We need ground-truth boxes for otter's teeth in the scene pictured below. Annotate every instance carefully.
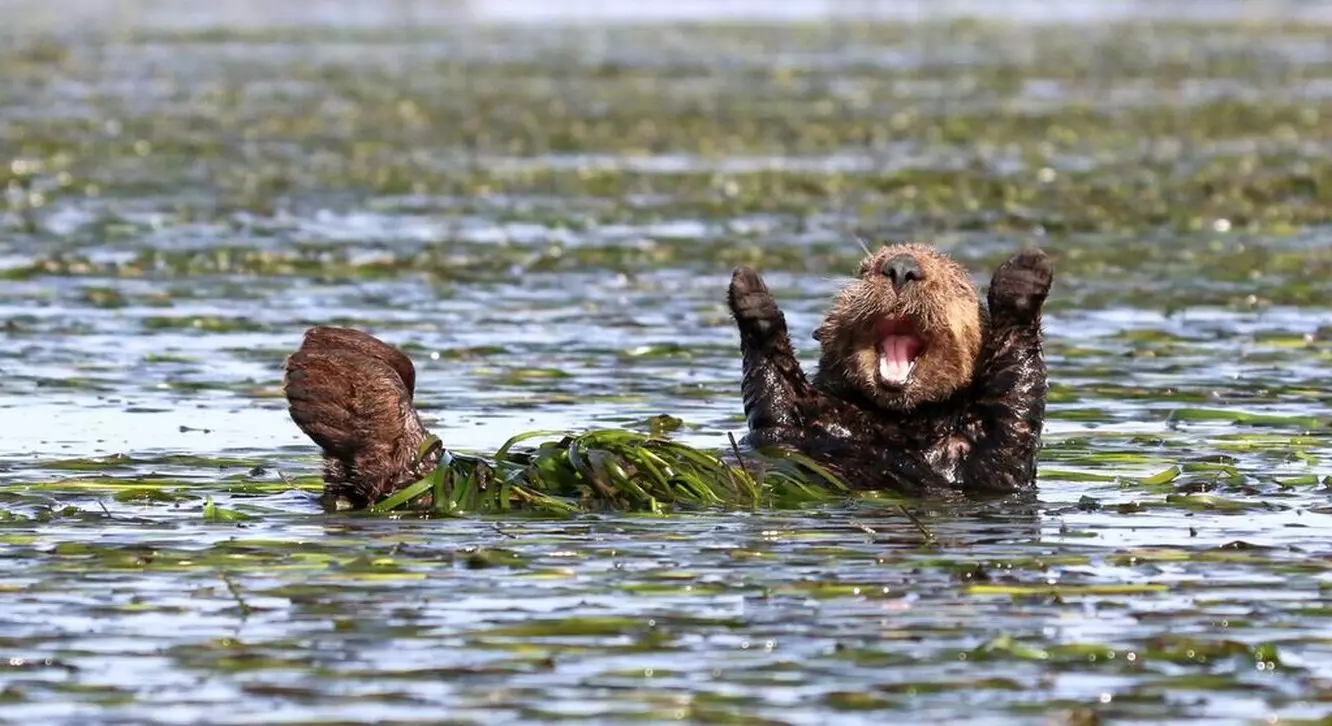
[878,355,899,384]
[878,335,920,385]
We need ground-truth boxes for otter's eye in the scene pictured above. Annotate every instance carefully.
[881,254,924,290]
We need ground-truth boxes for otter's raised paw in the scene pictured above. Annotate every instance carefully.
[728,266,785,339]
[988,248,1053,322]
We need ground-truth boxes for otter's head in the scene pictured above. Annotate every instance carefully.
[814,243,982,411]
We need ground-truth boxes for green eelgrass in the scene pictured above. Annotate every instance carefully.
[368,429,850,516]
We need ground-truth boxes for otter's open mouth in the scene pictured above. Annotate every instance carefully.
[876,317,924,387]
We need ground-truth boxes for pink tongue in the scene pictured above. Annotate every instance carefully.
[878,335,921,384]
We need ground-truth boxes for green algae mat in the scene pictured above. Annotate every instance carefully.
[2,7,1332,725]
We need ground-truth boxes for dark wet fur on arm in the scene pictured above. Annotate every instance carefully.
[727,267,814,438]
[956,250,1051,492]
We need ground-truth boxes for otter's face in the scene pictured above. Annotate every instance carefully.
[814,243,983,411]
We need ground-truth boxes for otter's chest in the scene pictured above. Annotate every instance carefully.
[921,418,982,483]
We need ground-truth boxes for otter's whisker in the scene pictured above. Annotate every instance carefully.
[853,233,874,256]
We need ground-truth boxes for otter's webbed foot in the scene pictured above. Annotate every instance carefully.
[961,249,1053,493]
[284,326,441,509]
[728,266,814,438]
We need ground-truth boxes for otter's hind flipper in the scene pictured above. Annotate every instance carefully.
[728,266,814,437]
[284,326,440,508]
[962,249,1052,492]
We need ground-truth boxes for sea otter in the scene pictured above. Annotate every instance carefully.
[727,243,1053,496]
[282,243,1051,508]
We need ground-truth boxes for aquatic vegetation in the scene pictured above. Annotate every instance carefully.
[364,429,850,516]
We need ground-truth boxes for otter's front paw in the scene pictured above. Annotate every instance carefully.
[988,249,1053,322]
[728,266,785,339]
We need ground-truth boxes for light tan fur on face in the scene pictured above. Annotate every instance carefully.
[814,243,983,411]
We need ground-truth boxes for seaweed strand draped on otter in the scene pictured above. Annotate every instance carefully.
[727,243,1052,495]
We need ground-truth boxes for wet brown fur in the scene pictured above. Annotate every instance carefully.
[283,326,440,509]
[812,243,983,411]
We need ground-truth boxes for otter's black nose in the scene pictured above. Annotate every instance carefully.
[882,254,923,290]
